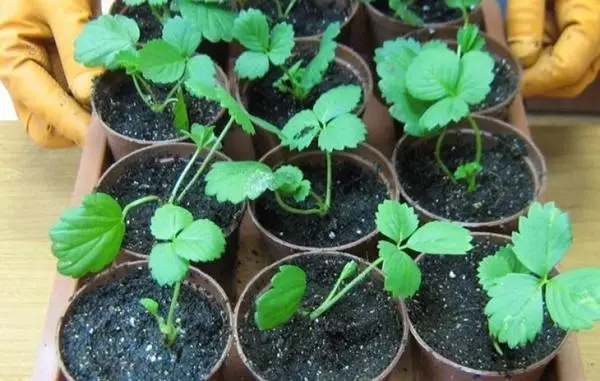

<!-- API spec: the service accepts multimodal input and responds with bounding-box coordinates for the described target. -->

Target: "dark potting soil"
[407,237,566,371]
[61,267,229,380]
[472,56,518,112]
[238,255,403,380]
[255,161,388,247]
[246,49,362,130]
[372,0,462,23]
[246,0,354,37]
[99,154,242,254]
[396,133,535,223]
[122,3,162,41]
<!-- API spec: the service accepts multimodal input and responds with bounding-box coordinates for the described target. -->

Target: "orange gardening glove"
[507,0,600,98]
[0,0,103,148]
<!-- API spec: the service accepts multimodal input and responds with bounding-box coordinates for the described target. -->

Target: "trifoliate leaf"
[273,166,312,202]
[281,110,321,150]
[150,204,193,241]
[477,255,512,292]
[388,92,431,137]
[51,193,125,278]
[235,51,270,79]
[375,38,421,105]
[268,23,295,65]
[178,0,235,42]
[204,161,275,203]
[457,25,486,54]
[485,273,544,348]
[375,200,419,244]
[512,202,572,278]
[139,298,159,316]
[139,39,186,83]
[420,97,469,130]
[75,15,140,69]
[313,85,362,124]
[453,161,482,180]
[184,124,219,150]
[378,241,422,298]
[496,246,529,274]
[174,87,189,132]
[406,221,473,254]
[300,22,340,92]
[255,265,307,330]
[214,85,255,134]
[455,51,494,104]
[172,219,226,262]
[149,243,189,286]
[406,47,460,101]
[318,114,366,152]
[545,268,600,330]
[114,50,140,74]
[232,9,269,51]
[389,0,423,25]
[163,16,202,57]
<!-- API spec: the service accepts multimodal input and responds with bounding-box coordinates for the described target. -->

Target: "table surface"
[0,119,599,380]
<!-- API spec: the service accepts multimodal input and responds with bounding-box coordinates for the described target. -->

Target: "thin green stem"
[467,113,482,165]
[122,195,160,218]
[274,0,283,17]
[434,129,456,183]
[162,3,171,20]
[168,148,202,204]
[157,80,184,112]
[283,0,299,18]
[461,7,469,28]
[175,117,235,203]
[323,152,332,212]
[492,340,504,356]
[136,75,158,104]
[310,190,326,210]
[150,5,164,23]
[321,269,348,306]
[165,281,181,346]
[132,75,155,109]
[275,192,323,216]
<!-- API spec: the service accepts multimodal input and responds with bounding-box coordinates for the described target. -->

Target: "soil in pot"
[60,267,229,380]
[255,160,387,247]
[472,56,518,112]
[120,3,163,41]
[396,133,534,223]
[99,154,241,253]
[238,255,403,380]
[371,0,462,23]
[246,48,362,130]
[407,236,566,371]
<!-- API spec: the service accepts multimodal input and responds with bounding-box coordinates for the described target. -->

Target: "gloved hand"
[507,0,600,98]
[0,0,102,148]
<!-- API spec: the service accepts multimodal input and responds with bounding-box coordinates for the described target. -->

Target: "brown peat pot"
[409,232,568,381]
[56,261,233,381]
[392,116,547,233]
[233,251,409,381]
[96,143,246,298]
[249,142,400,261]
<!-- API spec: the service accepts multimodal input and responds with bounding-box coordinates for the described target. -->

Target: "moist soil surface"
[122,4,163,41]
[99,153,241,254]
[372,0,462,23]
[396,132,535,223]
[246,48,362,131]
[472,56,518,111]
[407,237,565,371]
[246,0,354,37]
[255,160,388,247]
[61,267,229,380]
[238,255,403,380]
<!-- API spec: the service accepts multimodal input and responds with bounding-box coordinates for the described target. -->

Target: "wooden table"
[0,119,598,380]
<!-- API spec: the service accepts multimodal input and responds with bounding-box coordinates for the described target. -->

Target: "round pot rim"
[55,260,234,381]
[407,231,569,377]
[91,64,230,146]
[96,142,247,259]
[233,250,410,381]
[365,1,482,29]
[392,115,548,229]
[248,142,400,252]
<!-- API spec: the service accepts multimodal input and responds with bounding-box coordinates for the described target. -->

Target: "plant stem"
[283,0,299,18]
[274,192,324,216]
[278,65,303,95]
[157,80,184,112]
[122,195,160,218]
[323,152,332,214]
[175,117,235,203]
[466,113,482,165]
[165,281,182,346]
[274,0,283,17]
[492,340,504,356]
[434,129,456,183]
[150,5,164,23]
[132,75,156,109]
[310,257,384,320]
[168,148,202,204]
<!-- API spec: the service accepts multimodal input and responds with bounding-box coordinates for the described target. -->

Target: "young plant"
[445,0,481,27]
[478,202,600,353]
[362,0,422,25]
[203,85,366,217]
[254,199,473,330]
[232,9,340,100]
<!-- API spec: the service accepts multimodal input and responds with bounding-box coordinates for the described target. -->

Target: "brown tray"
[526,79,600,115]
[32,1,586,380]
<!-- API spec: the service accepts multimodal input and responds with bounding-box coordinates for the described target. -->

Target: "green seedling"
[254,199,473,330]
[477,202,600,354]
[362,0,423,26]
[232,9,340,100]
[445,0,481,27]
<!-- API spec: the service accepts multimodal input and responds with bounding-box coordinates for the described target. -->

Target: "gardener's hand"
[0,0,102,148]
[507,0,600,98]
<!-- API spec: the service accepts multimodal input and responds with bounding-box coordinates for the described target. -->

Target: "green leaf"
[455,51,494,104]
[139,298,160,316]
[378,241,422,298]
[172,219,226,262]
[485,273,544,348]
[420,97,469,130]
[75,15,140,69]
[124,0,146,5]
[406,47,460,101]
[139,39,186,83]
[497,246,529,274]
[313,85,362,124]
[114,50,140,74]
[150,204,193,241]
[232,9,269,51]
[445,0,480,9]
[184,124,219,149]
[178,0,235,42]
[389,0,423,25]
[163,16,202,57]
[273,166,311,202]
[184,54,218,100]
[477,255,512,292]
[457,25,486,53]
[546,268,600,330]
[453,161,482,180]
[174,87,189,132]
[255,265,307,330]
[512,202,572,278]
[51,193,125,278]
[318,113,366,152]
[205,161,275,203]
[423,40,449,50]
[268,23,295,65]
[149,243,189,286]
[340,261,358,280]
[235,51,270,79]
[149,0,168,4]
[388,92,431,137]
[375,200,419,244]
[281,110,321,150]
[214,85,255,134]
[299,22,340,92]
[406,221,472,254]
[374,38,421,105]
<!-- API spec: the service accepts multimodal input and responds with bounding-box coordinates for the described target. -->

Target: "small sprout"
[453,162,482,192]
[388,0,423,26]
[445,0,481,27]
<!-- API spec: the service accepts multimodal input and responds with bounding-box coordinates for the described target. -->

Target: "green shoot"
[273,0,300,19]
[478,202,600,352]
[254,200,473,330]
[445,0,480,27]
[388,0,423,25]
